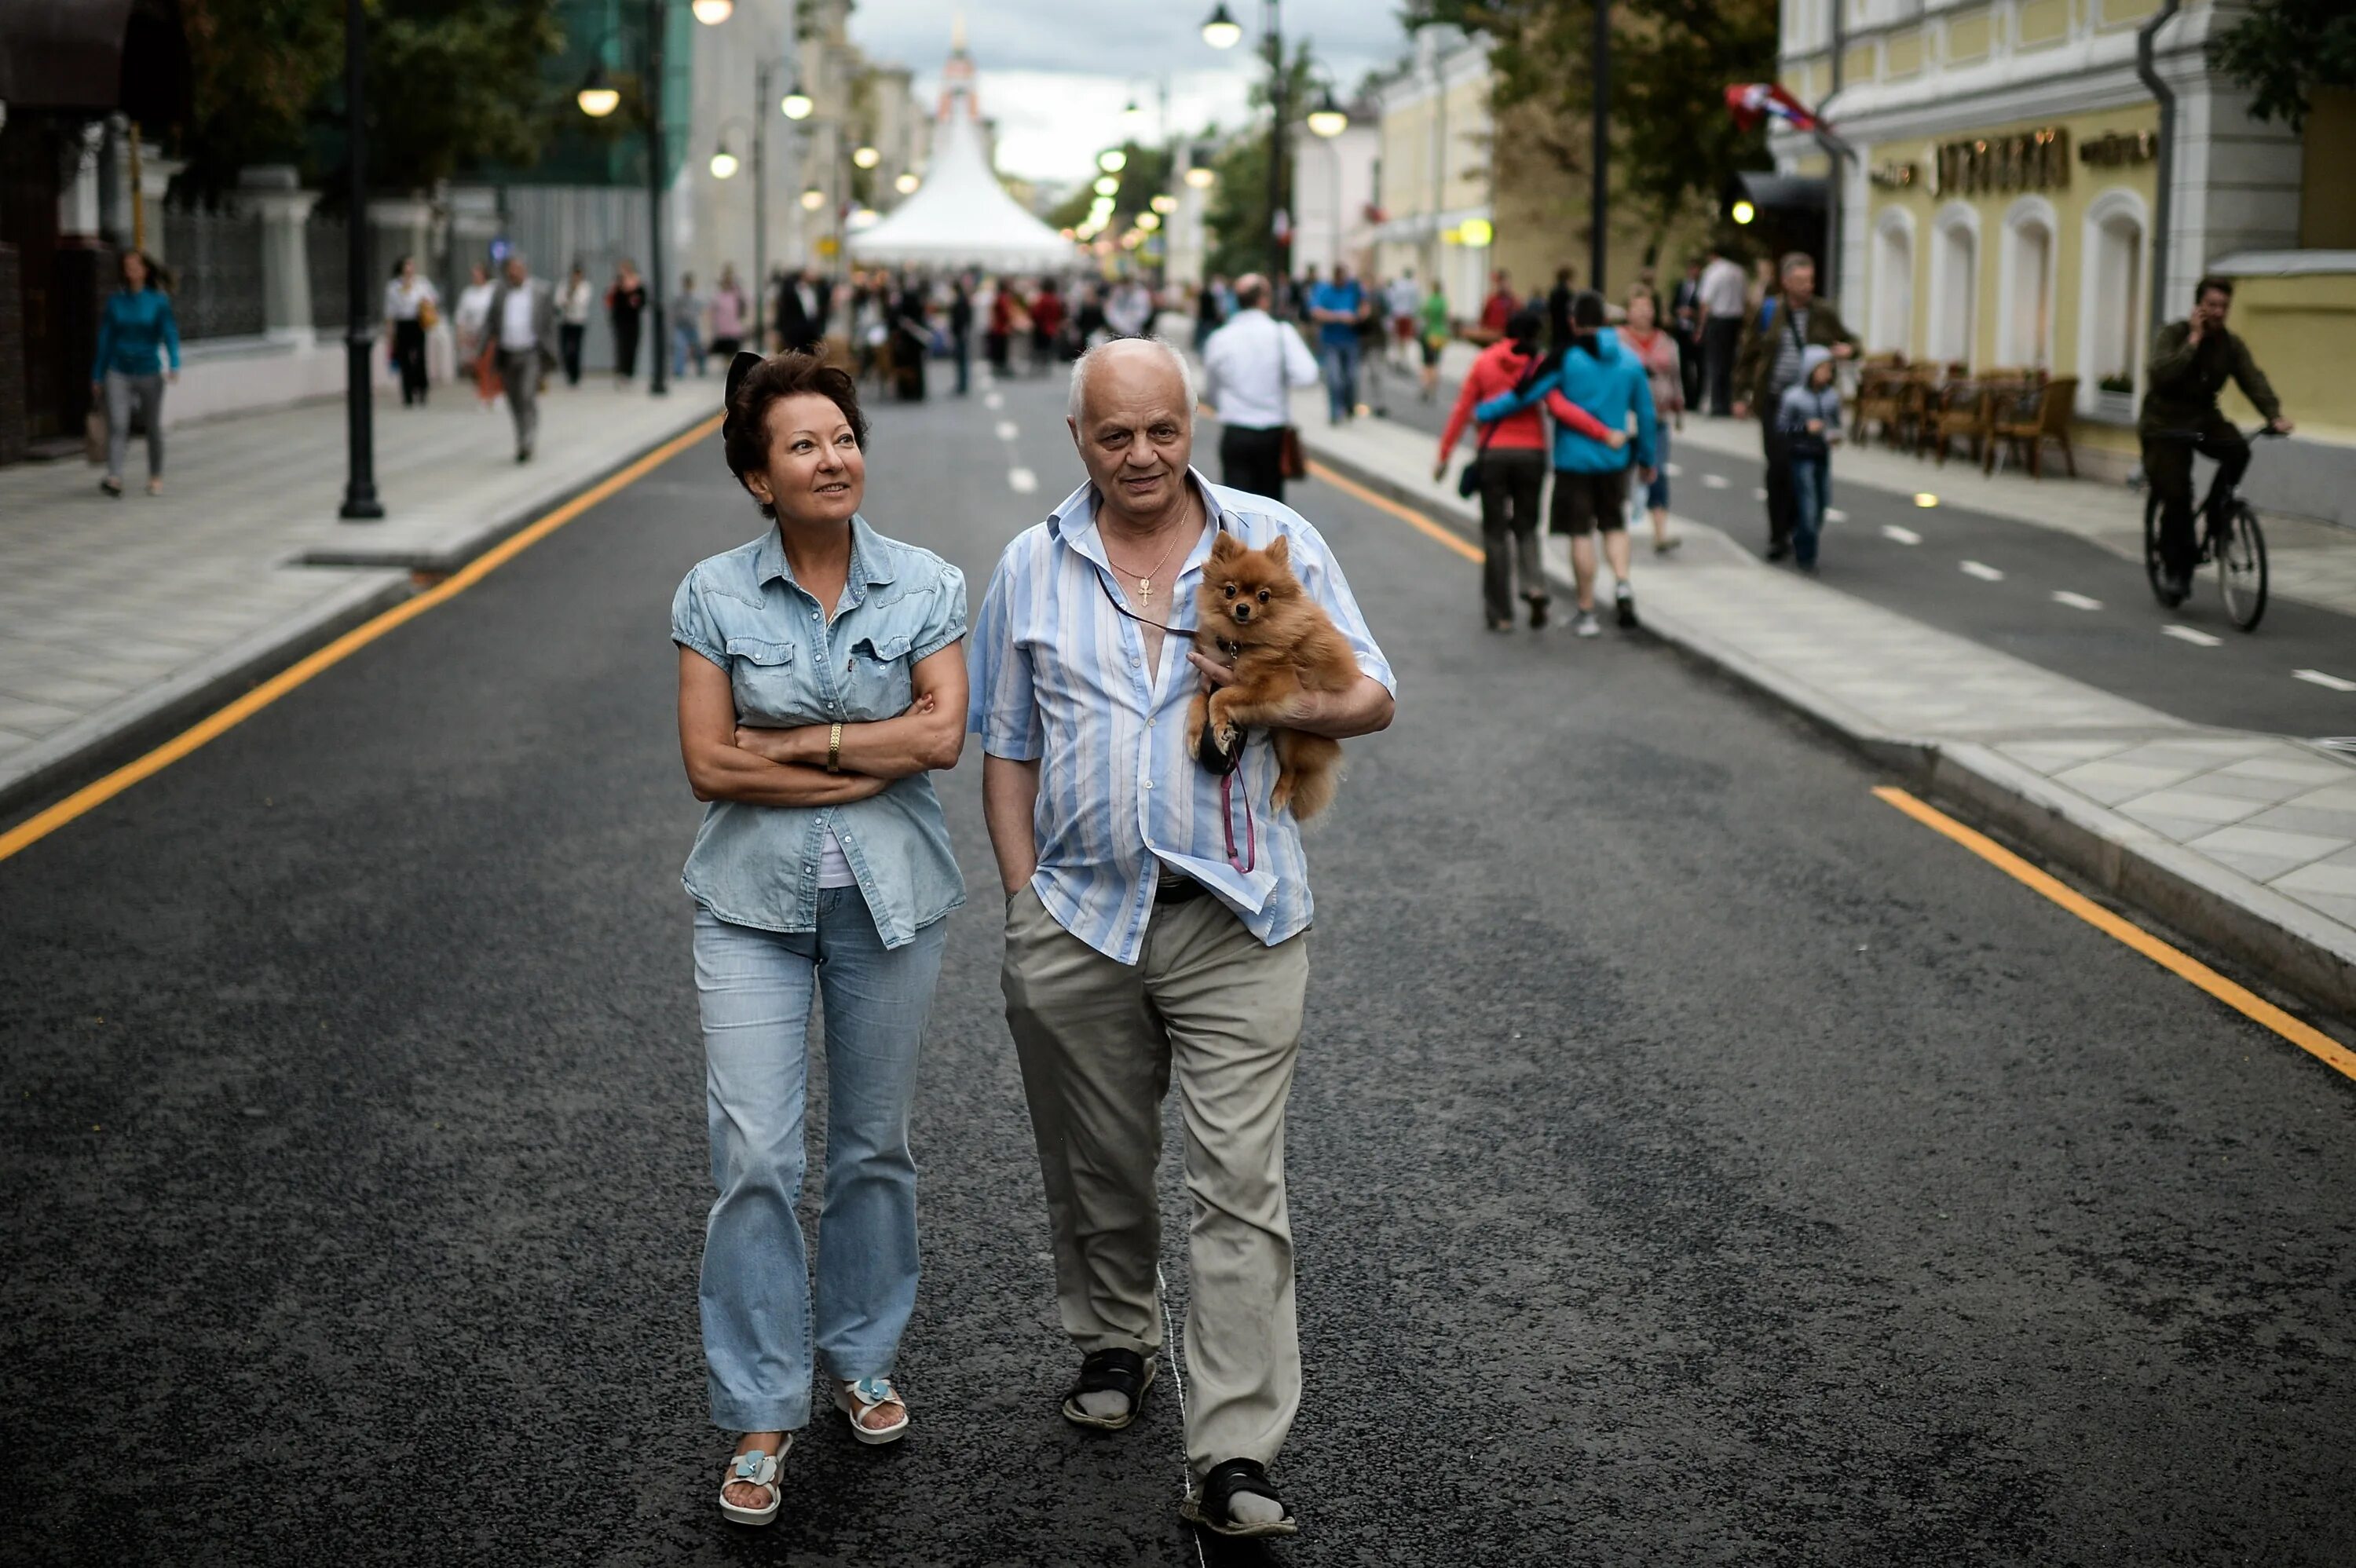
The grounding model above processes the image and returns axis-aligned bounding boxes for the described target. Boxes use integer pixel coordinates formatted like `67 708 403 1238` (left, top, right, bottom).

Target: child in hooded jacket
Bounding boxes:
1776 345 1842 572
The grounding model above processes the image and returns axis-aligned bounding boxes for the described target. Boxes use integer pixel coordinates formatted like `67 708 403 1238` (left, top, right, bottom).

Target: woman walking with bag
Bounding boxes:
382 255 439 407
1620 286 1684 554
90 250 180 498
671 350 968 1529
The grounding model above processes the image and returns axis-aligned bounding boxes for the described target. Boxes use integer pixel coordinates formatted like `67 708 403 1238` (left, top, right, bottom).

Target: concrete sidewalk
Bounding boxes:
1296 389 2356 1018
0 382 713 813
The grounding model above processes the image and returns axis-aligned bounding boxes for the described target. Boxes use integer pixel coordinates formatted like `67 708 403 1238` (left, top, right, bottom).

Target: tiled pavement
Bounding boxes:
1294 388 2356 1012
0 382 712 806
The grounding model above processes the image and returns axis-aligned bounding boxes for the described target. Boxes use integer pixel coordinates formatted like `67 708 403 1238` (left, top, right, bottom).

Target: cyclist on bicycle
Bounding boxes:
2138 275 2295 600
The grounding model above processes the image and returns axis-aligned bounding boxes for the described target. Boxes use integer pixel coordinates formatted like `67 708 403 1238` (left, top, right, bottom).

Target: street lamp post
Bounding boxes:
338 0 382 520
578 1 734 393
1202 0 1290 280
1590 0 1610 294
1307 91 1346 276
643 0 669 396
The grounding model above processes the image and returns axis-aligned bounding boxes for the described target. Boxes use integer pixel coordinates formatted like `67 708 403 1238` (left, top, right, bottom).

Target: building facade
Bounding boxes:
1289 119 1380 280
1776 0 2355 519
1367 28 1497 327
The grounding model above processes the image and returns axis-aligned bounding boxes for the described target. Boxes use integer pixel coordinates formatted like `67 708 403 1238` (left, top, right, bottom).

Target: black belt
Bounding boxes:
1154 872 1209 905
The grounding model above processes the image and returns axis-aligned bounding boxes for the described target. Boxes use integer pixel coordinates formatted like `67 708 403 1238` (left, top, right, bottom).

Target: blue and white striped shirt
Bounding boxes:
968 470 1396 964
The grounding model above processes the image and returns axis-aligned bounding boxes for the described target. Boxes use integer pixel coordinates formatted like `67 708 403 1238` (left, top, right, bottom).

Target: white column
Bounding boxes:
137 153 185 263
238 165 319 348
58 122 104 238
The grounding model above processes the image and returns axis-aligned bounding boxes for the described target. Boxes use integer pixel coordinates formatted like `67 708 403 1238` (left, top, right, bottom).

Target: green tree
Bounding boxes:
1045 141 1176 242
1404 0 1777 246
172 0 563 199
2211 0 2356 131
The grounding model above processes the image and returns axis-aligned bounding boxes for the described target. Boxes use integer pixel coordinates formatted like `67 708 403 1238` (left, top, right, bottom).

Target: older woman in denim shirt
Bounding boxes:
671 350 967 1527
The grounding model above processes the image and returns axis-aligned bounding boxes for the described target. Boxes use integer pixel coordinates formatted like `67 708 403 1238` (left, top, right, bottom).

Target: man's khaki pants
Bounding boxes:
1001 885 1308 1482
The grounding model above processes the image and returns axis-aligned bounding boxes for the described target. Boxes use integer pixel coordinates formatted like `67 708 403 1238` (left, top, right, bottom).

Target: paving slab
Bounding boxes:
0 382 712 814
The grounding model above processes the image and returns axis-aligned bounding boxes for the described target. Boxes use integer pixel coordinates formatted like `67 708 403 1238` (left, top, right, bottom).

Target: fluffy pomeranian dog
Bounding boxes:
1185 531 1360 821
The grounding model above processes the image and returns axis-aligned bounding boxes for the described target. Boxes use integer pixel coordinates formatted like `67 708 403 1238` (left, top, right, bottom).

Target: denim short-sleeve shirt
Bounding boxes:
671 516 968 947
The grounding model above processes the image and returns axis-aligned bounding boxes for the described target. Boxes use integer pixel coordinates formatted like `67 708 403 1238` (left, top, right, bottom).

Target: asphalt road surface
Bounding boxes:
1389 367 2356 739
6 365 2356 1566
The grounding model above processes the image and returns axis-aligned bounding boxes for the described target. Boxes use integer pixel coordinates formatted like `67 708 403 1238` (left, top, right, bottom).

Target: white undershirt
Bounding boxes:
499 283 536 350
818 824 856 888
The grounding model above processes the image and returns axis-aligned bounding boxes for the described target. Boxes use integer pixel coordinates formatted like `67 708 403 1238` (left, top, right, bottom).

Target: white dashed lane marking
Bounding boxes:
1664 462 1682 477
1008 467 1038 495
1824 507 1848 523
2164 625 2222 647
2051 590 2103 611
1700 473 1729 490
1751 486 1769 500
994 421 1019 441
2294 669 2356 693
1960 561 2006 582
1880 524 1922 545
984 392 1004 410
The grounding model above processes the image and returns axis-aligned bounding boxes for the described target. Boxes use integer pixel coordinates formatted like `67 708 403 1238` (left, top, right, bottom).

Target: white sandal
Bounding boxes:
833 1375 910 1445
717 1436 789 1526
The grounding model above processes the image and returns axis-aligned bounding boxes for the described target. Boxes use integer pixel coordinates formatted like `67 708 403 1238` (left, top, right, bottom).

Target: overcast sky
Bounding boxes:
844 0 1417 187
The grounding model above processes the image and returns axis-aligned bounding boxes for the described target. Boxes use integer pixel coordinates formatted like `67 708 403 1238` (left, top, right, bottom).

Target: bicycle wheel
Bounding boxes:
2216 502 2268 630
2142 491 2178 607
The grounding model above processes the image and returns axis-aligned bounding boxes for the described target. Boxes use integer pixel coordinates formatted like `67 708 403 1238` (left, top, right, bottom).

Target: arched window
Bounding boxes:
1930 203 1980 366
2076 189 2149 413
1998 196 2058 369
1870 207 1916 356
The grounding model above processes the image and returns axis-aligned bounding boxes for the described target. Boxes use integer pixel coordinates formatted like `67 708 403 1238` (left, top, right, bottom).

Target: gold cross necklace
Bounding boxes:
1102 517 1192 609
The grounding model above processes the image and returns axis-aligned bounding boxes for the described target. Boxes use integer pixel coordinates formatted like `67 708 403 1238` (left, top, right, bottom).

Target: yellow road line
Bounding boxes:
0 413 724 866
1874 785 2356 1083
1308 460 1484 565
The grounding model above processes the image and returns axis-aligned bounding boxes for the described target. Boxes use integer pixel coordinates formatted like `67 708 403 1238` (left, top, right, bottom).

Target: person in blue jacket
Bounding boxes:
1476 290 1656 637
90 250 182 498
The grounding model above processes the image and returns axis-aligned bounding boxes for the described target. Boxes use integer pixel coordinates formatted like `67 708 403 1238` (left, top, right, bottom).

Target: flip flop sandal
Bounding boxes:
1180 1457 1298 1539
717 1437 790 1526
832 1375 910 1446
1060 1347 1157 1431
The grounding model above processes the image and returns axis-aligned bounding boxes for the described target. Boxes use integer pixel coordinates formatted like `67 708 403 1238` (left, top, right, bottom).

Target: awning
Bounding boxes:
0 0 137 110
1732 171 1827 213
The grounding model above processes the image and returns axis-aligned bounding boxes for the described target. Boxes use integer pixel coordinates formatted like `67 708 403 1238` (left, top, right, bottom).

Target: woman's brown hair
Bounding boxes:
723 350 869 521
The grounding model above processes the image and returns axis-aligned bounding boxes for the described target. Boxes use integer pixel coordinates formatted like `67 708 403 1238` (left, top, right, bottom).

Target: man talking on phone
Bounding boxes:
2138 276 2296 601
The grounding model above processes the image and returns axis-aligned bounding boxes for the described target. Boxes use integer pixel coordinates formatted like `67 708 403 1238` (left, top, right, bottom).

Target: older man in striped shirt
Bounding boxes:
968 337 1394 1539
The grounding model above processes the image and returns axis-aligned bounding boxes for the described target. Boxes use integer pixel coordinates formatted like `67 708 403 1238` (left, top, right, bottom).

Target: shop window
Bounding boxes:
1871 210 1915 356
1930 203 1980 366
1999 197 2057 368
2076 190 2148 413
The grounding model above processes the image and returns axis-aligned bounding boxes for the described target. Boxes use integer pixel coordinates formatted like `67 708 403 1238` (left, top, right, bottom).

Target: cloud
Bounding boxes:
848 0 1410 181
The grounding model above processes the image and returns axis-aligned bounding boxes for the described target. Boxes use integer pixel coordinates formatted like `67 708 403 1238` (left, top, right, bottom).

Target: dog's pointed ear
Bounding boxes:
1264 532 1291 568
1209 531 1244 561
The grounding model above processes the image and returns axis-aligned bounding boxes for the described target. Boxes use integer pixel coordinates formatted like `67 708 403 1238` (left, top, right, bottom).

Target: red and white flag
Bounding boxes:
1725 82 1821 133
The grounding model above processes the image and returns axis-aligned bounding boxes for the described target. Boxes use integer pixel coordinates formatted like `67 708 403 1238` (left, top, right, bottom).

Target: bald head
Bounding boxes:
1066 336 1197 428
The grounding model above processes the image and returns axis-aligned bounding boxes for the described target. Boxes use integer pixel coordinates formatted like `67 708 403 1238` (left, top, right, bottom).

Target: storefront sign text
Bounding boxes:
1930 127 2071 196
2078 130 2157 167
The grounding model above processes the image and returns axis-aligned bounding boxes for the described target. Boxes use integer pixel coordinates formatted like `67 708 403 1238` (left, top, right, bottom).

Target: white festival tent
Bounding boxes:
846 80 1076 273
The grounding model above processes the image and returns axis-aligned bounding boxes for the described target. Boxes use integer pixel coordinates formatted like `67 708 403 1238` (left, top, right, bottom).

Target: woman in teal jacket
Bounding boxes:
1476 291 1657 635
90 250 182 497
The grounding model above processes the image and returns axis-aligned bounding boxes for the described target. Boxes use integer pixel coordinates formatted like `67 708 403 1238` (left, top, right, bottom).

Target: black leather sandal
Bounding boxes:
1180 1457 1298 1538
1059 1347 1156 1431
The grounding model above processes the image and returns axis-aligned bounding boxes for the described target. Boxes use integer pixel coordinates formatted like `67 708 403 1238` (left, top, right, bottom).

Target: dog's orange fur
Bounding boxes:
1184 532 1359 821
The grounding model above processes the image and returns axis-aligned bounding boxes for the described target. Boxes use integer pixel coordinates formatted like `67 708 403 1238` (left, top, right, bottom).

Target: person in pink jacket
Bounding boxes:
1436 309 1617 630
1619 287 1684 553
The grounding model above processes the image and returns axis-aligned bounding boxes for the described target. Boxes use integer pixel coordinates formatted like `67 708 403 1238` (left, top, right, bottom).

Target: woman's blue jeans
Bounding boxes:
693 894 946 1432
1789 453 1831 568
